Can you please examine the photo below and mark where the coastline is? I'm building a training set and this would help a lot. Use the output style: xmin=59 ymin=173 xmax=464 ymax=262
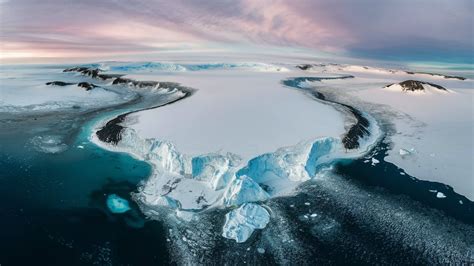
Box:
xmin=89 ymin=74 xmax=383 ymax=213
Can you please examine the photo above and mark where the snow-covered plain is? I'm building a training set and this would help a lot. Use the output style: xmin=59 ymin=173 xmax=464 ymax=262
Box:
xmin=0 ymin=66 xmax=135 ymax=113
xmin=124 ymin=69 xmax=346 ymax=160
xmin=302 ymin=65 xmax=473 ymax=199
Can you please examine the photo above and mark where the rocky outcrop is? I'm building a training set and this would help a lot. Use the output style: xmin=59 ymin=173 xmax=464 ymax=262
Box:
xmin=385 ymin=80 xmax=447 ymax=92
xmin=45 ymin=81 xmax=75 ymax=86
xmin=77 ymin=82 xmax=98 ymax=91
xmin=406 ymin=71 xmax=466 ymax=80
xmin=282 ymin=76 xmax=371 ymax=150
xmin=46 ymin=81 xmax=98 ymax=91
xmin=63 ymin=67 xmax=100 ymax=78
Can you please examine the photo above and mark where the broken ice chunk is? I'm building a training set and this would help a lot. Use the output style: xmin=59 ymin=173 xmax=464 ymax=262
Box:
xmin=371 ymin=158 xmax=380 ymax=166
xmin=222 ymin=203 xmax=270 ymax=243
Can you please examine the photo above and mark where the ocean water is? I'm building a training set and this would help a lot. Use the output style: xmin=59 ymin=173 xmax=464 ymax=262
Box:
xmin=0 ymin=109 xmax=177 ymax=264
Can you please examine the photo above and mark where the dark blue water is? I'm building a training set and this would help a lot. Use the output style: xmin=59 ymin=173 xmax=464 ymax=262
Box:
xmin=0 ymin=110 xmax=174 ymax=265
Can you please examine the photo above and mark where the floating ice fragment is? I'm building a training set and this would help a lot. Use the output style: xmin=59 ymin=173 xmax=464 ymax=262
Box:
xmin=257 ymin=248 xmax=265 ymax=254
xmin=436 ymin=192 xmax=446 ymax=199
xmin=77 ymin=145 xmax=84 ymax=149
xmin=310 ymin=213 xmax=318 ymax=217
xmin=304 ymin=202 xmax=311 ymax=206
xmin=222 ymin=203 xmax=270 ymax=243
xmin=106 ymin=194 xmax=131 ymax=213
xmin=371 ymin=158 xmax=380 ymax=166
xmin=459 ymin=200 xmax=463 ymax=204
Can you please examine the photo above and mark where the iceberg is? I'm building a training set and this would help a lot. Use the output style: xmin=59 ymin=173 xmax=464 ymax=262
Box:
xmin=107 ymin=194 xmax=131 ymax=213
xmin=222 ymin=203 xmax=270 ymax=243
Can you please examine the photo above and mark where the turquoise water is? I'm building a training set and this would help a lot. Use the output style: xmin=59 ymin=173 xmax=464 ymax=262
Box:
xmin=0 ymin=101 xmax=174 ymax=264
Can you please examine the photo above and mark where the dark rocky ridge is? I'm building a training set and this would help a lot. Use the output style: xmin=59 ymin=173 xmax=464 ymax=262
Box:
xmin=282 ymin=76 xmax=371 ymax=150
xmin=61 ymin=66 xmax=194 ymax=145
xmin=64 ymin=67 xmax=180 ymax=89
xmin=77 ymin=82 xmax=98 ymax=91
xmin=406 ymin=71 xmax=466 ymax=80
xmin=45 ymin=81 xmax=75 ymax=86
xmin=96 ymin=113 xmax=128 ymax=144
xmin=385 ymin=80 xmax=447 ymax=92
xmin=46 ymin=81 xmax=99 ymax=91
xmin=95 ymin=91 xmax=192 ymax=145
xmin=63 ymin=67 xmax=100 ymax=78
xmin=296 ymin=64 xmax=313 ymax=70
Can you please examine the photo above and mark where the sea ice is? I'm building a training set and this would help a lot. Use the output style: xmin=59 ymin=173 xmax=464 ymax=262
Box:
xmin=222 ymin=203 xmax=270 ymax=243
xmin=436 ymin=192 xmax=447 ymax=199
xmin=106 ymin=194 xmax=131 ymax=213
xmin=30 ymin=135 xmax=68 ymax=154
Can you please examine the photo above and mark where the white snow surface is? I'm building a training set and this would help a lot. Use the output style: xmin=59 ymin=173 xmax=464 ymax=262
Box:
xmin=0 ymin=66 xmax=134 ymax=112
xmin=124 ymin=70 xmax=346 ymax=160
xmin=310 ymin=70 xmax=474 ymax=200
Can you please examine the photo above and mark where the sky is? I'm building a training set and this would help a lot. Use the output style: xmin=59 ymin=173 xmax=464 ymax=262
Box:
xmin=0 ymin=0 xmax=472 ymax=64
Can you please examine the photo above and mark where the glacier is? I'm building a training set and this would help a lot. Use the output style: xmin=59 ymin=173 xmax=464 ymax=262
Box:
xmin=221 ymin=203 xmax=270 ymax=243
xmin=221 ymin=176 xmax=270 ymax=207
xmin=93 ymin=123 xmax=379 ymax=227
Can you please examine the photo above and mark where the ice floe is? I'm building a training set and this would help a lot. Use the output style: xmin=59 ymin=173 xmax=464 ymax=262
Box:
xmin=106 ymin=194 xmax=131 ymax=213
xmin=221 ymin=203 xmax=270 ymax=243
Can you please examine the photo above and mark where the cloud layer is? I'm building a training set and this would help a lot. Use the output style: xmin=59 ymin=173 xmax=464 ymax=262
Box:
xmin=0 ymin=0 xmax=472 ymax=62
